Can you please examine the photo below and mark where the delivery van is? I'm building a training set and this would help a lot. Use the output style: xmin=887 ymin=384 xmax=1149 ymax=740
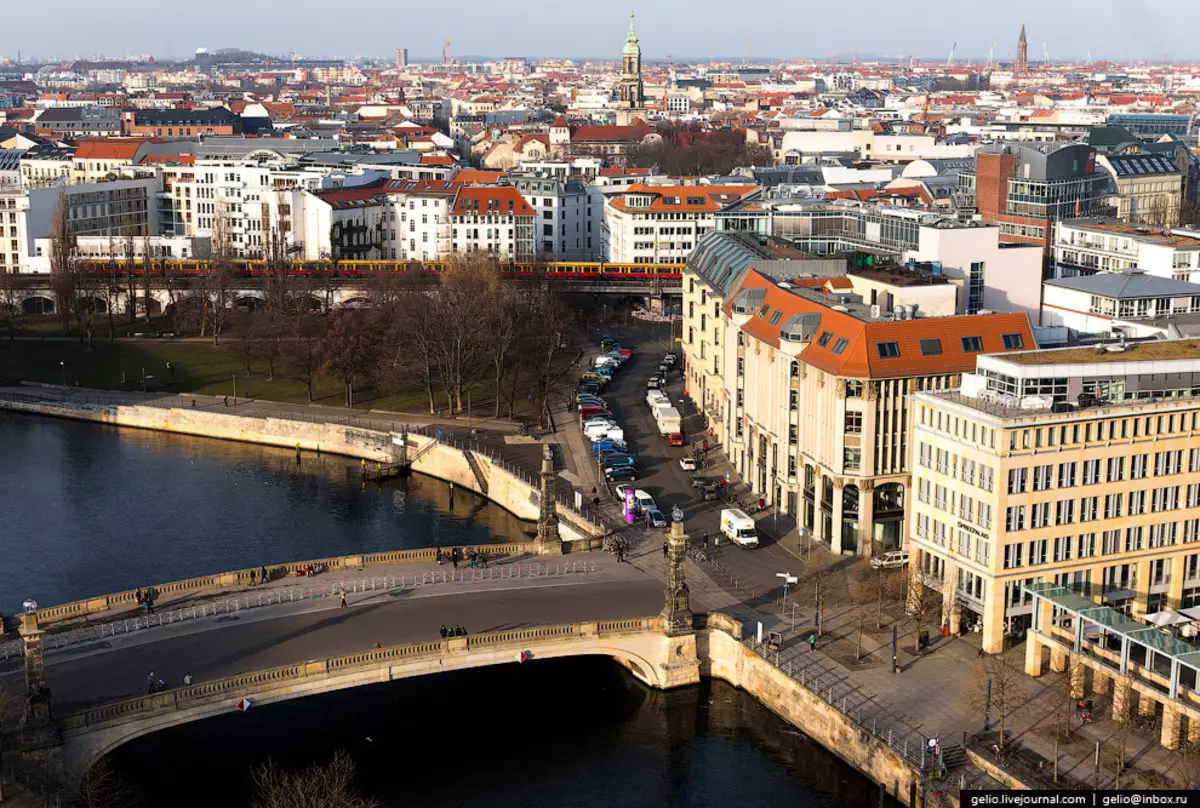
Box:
xmin=720 ymin=508 xmax=759 ymax=548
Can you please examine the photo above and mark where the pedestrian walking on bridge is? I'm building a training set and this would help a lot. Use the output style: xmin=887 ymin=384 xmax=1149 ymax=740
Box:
xmin=440 ymin=625 xmax=448 ymax=639
xmin=339 ymin=587 xmax=347 ymax=608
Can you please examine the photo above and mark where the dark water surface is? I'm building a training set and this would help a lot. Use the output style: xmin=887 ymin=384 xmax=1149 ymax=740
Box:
xmin=0 ymin=411 xmax=528 ymax=612
xmin=108 ymin=658 xmax=893 ymax=808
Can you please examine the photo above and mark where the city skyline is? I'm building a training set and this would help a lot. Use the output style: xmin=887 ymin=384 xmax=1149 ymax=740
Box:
xmin=1 ymin=0 xmax=1197 ymax=64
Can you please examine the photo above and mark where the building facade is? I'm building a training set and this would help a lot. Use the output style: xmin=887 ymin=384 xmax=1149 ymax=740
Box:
xmin=606 ymin=183 xmax=755 ymax=264
xmin=910 ymin=340 xmax=1200 ymax=653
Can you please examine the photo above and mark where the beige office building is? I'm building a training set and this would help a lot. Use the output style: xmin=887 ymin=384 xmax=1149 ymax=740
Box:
xmin=910 ymin=340 xmax=1200 ymax=653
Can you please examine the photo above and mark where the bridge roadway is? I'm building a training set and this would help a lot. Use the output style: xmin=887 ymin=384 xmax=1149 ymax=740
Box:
xmin=1 ymin=565 xmax=663 ymax=716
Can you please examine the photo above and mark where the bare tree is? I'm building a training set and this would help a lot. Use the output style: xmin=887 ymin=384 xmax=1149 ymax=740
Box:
xmin=284 ymin=314 xmax=327 ymax=403
xmin=483 ymin=276 xmax=522 ymax=417
xmin=138 ymin=228 xmax=153 ymax=324
xmin=71 ymin=757 xmax=137 ymax=808
xmin=521 ymin=282 xmax=575 ymax=427
xmin=202 ymin=207 xmax=237 ymax=344
xmin=103 ymin=234 xmax=119 ymax=341
xmin=122 ymin=230 xmax=137 ymax=324
xmin=259 ymin=307 xmax=286 ymax=381
xmin=232 ymin=311 xmax=260 ymax=376
xmin=1048 ymin=651 xmax=1088 ymax=782
xmin=430 ymin=258 xmax=492 ymax=413
xmin=1109 ymin=673 xmax=1136 ymax=788
xmin=905 ymin=570 xmax=938 ymax=654
xmin=48 ymin=193 xmax=78 ymax=336
xmin=322 ymin=310 xmax=376 ymax=407
xmin=250 ymin=751 xmax=380 ymax=808
xmin=967 ymin=650 xmax=1022 ymax=752
xmin=262 ymin=218 xmax=292 ymax=313
xmin=0 ymin=269 xmax=17 ymax=343
xmin=808 ymin=566 xmax=840 ymax=638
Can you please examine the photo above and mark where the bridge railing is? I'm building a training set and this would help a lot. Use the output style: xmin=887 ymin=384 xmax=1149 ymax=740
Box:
xmin=739 ymin=624 xmax=929 ymax=771
xmin=58 ymin=616 xmax=662 ymax=732
xmin=1 ymin=561 xmax=592 ymax=660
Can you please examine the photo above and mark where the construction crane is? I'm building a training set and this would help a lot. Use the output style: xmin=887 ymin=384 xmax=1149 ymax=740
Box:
xmin=743 ymin=41 xmax=751 ymax=64
xmin=1042 ymin=42 xmax=1049 ymax=66
xmin=946 ymin=42 xmax=956 ymax=68
xmin=1085 ymin=41 xmax=1092 ymax=66
xmin=986 ymin=41 xmax=994 ymax=70
xmin=443 ymin=39 xmax=453 ymax=65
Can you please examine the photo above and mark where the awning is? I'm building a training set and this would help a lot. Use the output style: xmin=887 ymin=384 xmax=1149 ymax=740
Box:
xmin=1144 ymin=610 xmax=1191 ymax=627
xmin=1180 ymin=606 xmax=1200 ymax=622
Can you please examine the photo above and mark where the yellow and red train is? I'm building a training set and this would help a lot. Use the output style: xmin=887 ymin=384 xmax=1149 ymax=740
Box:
xmin=77 ymin=259 xmax=686 ymax=279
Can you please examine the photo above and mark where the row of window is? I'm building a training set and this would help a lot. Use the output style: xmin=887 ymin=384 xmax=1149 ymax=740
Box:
xmin=917 ymin=480 xmax=995 ymax=529
xmin=917 ymin=444 xmax=997 ymax=491
xmin=916 ymin=514 xmax=993 ymax=566
xmin=1004 ymin=451 xmax=1199 ymax=495
xmin=1002 ymin=482 xmax=1200 ymax=530
xmin=1002 ymin=527 xmax=1200 ymax=569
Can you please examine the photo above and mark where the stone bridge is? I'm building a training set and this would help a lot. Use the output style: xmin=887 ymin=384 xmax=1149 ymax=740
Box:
xmin=55 ymin=616 xmax=684 ymax=774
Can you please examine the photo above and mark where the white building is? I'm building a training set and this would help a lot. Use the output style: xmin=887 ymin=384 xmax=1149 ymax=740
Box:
xmin=606 ymin=183 xmax=756 ymax=264
xmin=1054 ymin=219 xmax=1200 ymax=283
xmin=449 ymin=185 xmax=536 ymax=261
xmin=1040 ymin=272 xmax=1200 ymax=338
xmin=505 ymin=175 xmax=604 ymax=260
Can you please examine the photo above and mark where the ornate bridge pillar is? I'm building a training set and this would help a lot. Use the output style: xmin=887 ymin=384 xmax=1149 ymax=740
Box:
xmin=16 ymin=612 xmax=64 ymax=789
xmin=536 ymin=446 xmax=564 ymax=555
xmin=660 ymin=508 xmax=700 ymax=688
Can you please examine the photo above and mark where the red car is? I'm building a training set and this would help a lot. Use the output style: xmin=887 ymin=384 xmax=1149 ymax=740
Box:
xmin=667 ymin=432 xmax=684 ymax=446
xmin=615 ymin=348 xmax=633 ymax=357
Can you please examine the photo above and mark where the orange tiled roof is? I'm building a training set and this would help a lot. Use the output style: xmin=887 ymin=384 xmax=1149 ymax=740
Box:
xmin=139 ymin=153 xmax=195 ymax=166
xmin=454 ymin=168 xmax=506 ymax=184
xmin=74 ymin=138 xmax=148 ymax=161
xmin=609 ymin=183 xmax=757 ymax=214
xmin=450 ymin=186 xmax=534 ymax=217
xmin=419 ymin=154 xmax=456 ymax=166
xmin=727 ymin=270 xmax=1034 ymax=379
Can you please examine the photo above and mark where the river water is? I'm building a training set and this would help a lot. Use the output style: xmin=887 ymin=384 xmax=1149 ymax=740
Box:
xmin=1 ymin=413 xmax=890 ymax=807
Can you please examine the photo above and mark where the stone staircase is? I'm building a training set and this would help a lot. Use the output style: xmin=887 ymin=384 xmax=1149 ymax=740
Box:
xmin=463 ymin=450 xmax=489 ymax=495
xmin=940 ymin=742 xmax=968 ymax=771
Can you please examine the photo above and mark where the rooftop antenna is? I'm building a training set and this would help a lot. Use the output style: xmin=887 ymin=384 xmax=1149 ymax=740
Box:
xmin=945 ymin=42 xmax=956 ymax=68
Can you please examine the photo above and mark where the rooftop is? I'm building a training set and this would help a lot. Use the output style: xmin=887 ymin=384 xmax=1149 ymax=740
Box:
xmin=1045 ymin=271 xmax=1200 ymax=299
xmin=999 ymin=338 xmax=1200 ymax=366
xmin=1059 ymin=217 xmax=1200 ymax=249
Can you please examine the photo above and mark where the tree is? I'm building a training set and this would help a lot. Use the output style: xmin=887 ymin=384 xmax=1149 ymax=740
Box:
xmin=430 ymin=257 xmax=492 ymax=413
xmin=262 ymin=218 xmax=292 ymax=313
xmin=138 ymin=228 xmax=153 ymax=323
xmin=859 ymin=564 xmax=902 ymax=630
xmin=250 ymin=751 xmax=379 ymax=808
xmin=807 ymin=566 xmax=840 ymax=638
xmin=48 ymin=193 xmax=78 ymax=336
xmin=1048 ymin=651 xmax=1088 ymax=782
xmin=0 ymin=269 xmax=17 ymax=344
xmin=483 ymin=276 xmax=522 ymax=417
xmin=122 ymin=230 xmax=137 ymax=324
xmin=232 ymin=311 xmax=261 ymax=376
xmin=259 ymin=307 xmax=286 ymax=381
xmin=521 ymin=283 xmax=575 ymax=428
xmin=322 ymin=310 xmax=375 ymax=407
xmin=967 ymin=650 xmax=1022 ymax=752
xmin=201 ymin=207 xmax=237 ymax=343
xmin=284 ymin=314 xmax=327 ymax=403
xmin=905 ymin=568 xmax=938 ymax=654
xmin=71 ymin=757 xmax=137 ymax=808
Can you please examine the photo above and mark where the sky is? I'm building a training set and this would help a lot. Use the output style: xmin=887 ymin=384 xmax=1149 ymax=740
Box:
xmin=2 ymin=0 xmax=1196 ymax=63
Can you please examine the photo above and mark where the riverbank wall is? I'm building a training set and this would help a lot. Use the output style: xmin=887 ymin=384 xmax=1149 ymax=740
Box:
xmin=0 ymin=392 xmax=604 ymax=551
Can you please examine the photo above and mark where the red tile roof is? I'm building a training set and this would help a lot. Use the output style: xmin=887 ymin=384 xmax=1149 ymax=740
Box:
xmin=570 ymin=120 xmax=651 ymax=142
xmin=419 ymin=154 xmax=456 ymax=166
xmin=74 ymin=138 xmax=149 ymax=161
xmin=609 ymin=183 xmax=757 ymax=213
xmin=727 ymin=270 xmax=1035 ymax=379
xmin=450 ymin=186 xmax=534 ymax=217
xmin=454 ymin=168 xmax=506 ymax=185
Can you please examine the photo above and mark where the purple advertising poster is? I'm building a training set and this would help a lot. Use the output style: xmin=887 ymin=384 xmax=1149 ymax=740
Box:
xmin=624 ymin=488 xmax=636 ymax=524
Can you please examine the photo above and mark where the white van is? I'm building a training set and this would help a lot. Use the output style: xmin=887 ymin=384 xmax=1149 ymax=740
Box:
xmin=646 ymin=390 xmax=668 ymax=407
xmin=633 ymin=489 xmax=657 ymax=514
xmin=720 ymin=509 xmax=759 ymax=548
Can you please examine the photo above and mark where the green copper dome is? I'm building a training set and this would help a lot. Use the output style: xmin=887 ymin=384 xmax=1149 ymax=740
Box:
xmin=623 ymin=13 xmax=640 ymax=55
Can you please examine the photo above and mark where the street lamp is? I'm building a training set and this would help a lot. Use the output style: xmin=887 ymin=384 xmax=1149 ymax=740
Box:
xmin=59 ymin=361 xmax=65 ymax=388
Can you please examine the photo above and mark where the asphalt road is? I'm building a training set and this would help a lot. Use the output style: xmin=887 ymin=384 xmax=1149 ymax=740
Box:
xmin=25 ymin=579 xmax=663 ymax=713
xmin=592 ymin=318 xmax=812 ymax=598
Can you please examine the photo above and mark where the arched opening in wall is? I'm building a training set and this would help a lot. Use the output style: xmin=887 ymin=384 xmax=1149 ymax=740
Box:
xmin=299 ymin=296 xmax=324 ymax=312
xmin=137 ymin=297 xmax=162 ymax=317
xmin=78 ymin=296 xmax=108 ymax=314
xmin=22 ymin=296 xmax=55 ymax=315
xmin=873 ymin=482 xmax=906 ymax=554
xmin=234 ymin=296 xmax=261 ymax=312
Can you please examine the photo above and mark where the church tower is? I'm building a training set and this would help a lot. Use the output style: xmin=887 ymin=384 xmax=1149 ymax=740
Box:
xmin=1015 ymin=23 xmax=1028 ymax=72
xmin=619 ymin=12 xmax=644 ymax=109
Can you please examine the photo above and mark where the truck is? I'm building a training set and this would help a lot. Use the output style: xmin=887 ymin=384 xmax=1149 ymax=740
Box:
xmin=720 ymin=508 xmax=759 ymax=548
xmin=655 ymin=405 xmax=681 ymax=437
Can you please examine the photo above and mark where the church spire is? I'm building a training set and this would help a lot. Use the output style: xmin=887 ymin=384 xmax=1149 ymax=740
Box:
xmin=628 ymin=11 xmax=638 ymax=42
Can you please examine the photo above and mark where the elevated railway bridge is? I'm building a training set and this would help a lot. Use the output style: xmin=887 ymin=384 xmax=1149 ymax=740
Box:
xmin=7 ymin=260 xmax=684 ymax=316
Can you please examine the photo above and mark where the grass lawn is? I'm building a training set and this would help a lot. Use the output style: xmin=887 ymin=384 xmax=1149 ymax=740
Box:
xmin=0 ymin=329 xmax=573 ymax=418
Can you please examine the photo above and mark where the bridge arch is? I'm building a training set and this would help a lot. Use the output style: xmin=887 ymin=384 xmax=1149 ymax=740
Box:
xmin=21 ymin=296 xmax=55 ymax=315
xmin=61 ymin=620 xmax=667 ymax=774
xmin=77 ymin=296 xmax=108 ymax=314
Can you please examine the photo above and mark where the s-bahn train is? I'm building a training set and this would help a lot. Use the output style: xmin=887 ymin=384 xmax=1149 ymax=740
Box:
xmin=76 ymin=259 xmax=686 ymax=279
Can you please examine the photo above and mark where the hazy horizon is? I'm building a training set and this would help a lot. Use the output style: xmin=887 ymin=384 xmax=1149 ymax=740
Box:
xmin=0 ymin=0 xmax=1194 ymax=64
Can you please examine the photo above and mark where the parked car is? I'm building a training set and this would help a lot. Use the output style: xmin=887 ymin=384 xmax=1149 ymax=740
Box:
xmin=601 ymin=455 xmax=636 ymax=470
xmin=647 ymin=377 xmax=663 ymax=389
xmin=697 ymin=484 xmax=718 ymax=501
xmin=633 ymin=489 xmax=656 ymax=514
xmin=593 ymin=367 xmax=615 ymax=379
xmin=614 ymin=348 xmax=633 ymax=358
xmin=597 ymin=449 xmax=630 ymax=464
xmin=587 ymin=426 xmax=624 ymax=443
xmin=577 ymin=397 xmax=607 ymax=409
xmin=592 ymin=440 xmax=626 ymax=455
xmin=679 ymin=457 xmax=697 ymax=471
xmin=667 ymin=432 xmax=684 ymax=447
xmin=614 ymin=483 xmax=636 ymax=501
xmin=870 ymin=550 xmax=910 ymax=570
xmin=644 ymin=509 xmax=667 ymax=529
xmin=605 ymin=466 xmax=639 ymax=482
xmin=658 ymin=362 xmax=671 ymax=373
xmin=664 ymin=352 xmax=678 ymax=364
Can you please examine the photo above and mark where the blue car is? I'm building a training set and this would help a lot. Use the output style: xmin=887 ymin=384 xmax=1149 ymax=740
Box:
xmin=592 ymin=440 xmax=627 ymax=455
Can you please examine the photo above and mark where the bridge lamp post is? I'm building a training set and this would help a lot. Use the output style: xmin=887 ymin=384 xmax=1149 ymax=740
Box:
xmin=59 ymin=361 xmax=65 ymax=388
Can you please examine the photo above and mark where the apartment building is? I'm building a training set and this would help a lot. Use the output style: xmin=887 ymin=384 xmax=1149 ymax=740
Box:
xmin=717 ymin=196 xmax=1045 ymax=319
xmin=1040 ymin=272 xmax=1200 ymax=338
xmin=19 ymin=145 xmax=74 ymax=188
xmin=1053 ymin=218 xmax=1200 ymax=282
xmin=910 ymin=339 xmax=1200 ymax=653
xmin=606 ymin=183 xmax=756 ymax=264
xmin=1094 ymin=152 xmax=1185 ymax=227
xmin=504 ymin=174 xmax=603 ymax=260
xmin=683 ymin=231 xmax=1036 ymax=556
xmin=449 ymin=185 xmax=536 ymax=261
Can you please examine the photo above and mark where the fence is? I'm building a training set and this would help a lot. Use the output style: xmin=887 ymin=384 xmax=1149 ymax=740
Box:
xmin=0 ymin=562 xmax=594 ymax=661
xmin=739 ymin=623 xmax=930 ymax=772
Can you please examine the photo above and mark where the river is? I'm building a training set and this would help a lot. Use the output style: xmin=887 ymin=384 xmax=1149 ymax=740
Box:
xmin=1 ymin=413 xmax=891 ymax=807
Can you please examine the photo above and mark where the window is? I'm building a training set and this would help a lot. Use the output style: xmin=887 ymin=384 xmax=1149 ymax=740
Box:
xmin=962 ymin=459 xmax=976 ymax=485
xmin=1029 ymin=539 xmax=1048 ymax=565
xmin=1003 ymin=543 xmax=1023 ymax=569
xmin=1056 ymin=499 xmax=1074 ymax=525
xmin=1053 ymin=536 xmax=1072 ymax=562
xmin=1105 ymin=494 xmax=1123 ymax=519
xmin=960 ymin=495 xmax=974 ymax=523
xmin=961 ymin=336 xmax=984 ymax=352
xmin=1131 ymin=454 xmax=1148 ymax=479
xmin=1007 ymin=468 xmax=1027 ymax=494
xmin=1128 ymin=490 xmax=1145 ymax=516
xmin=832 ymin=338 xmax=849 ymax=354
xmin=980 ymin=465 xmax=994 ymax=492
xmin=1058 ymin=463 xmax=1076 ymax=488
xmin=845 ymin=411 xmax=863 ymax=434
xmin=1032 ymin=464 xmax=1053 ymax=491
xmin=1083 ymin=459 xmax=1101 ymax=485
xmin=768 ymin=311 xmax=783 ymax=326
xmin=758 ymin=305 xmax=771 ymax=319
xmin=1031 ymin=502 xmax=1051 ymax=529
xmin=816 ymin=331 xmax=833 ymax=347
xmin=1107 ymin=457 xmax=1124 ymax=483
xmin=1080 ymin=496 xmax=1098 ymax=522
xmin=876 ymin=341 xmax=900 ymax=358
xmin=1078 ymin=533 xmax=1096 ymax=559
xmin=919 ymin=338 xmax=943 ymax=356
xmin=1001 ymin=333 xmax=1024 ymax=349
xmin=844 ymin=447 xmax=862 ymax=469
xmin=1006 ymin=505 xmax=1026 ymax=532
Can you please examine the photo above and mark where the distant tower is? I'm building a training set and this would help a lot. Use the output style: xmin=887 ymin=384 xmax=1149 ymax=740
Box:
xmin=619 ymin=12 xmax=645 ymax=109
xmin=1016 ymin=24 xmax=1028 ymax=72
xmin=395 ymin=48 xmax=408 ymax=69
